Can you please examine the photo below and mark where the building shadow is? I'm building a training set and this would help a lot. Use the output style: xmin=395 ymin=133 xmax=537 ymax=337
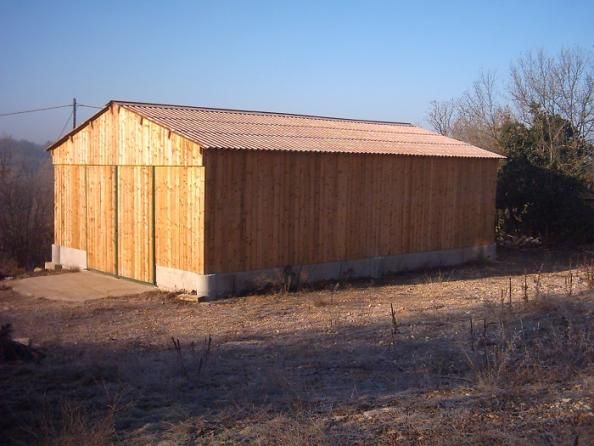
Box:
xmin=1 ymin=290 xmax=592 ymax=444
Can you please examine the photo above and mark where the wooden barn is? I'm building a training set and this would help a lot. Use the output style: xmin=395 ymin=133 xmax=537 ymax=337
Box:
xmin=48 ymin=101 xmax=504 ymax=297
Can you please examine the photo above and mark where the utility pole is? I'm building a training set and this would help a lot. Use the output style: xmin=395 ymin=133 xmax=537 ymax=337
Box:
xmin=72 ymin=97 xmax=77 ymax=129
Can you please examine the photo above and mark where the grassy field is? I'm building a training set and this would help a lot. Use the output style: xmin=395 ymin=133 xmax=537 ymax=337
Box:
xmin=1 ymin=248 xmax=593 ymax=445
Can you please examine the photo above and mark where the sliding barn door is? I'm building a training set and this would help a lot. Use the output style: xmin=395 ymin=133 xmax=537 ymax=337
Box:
xmin=117 ymin=166 xmax=155 ymax=283
xmin=86 ymin=166 xmax=117 ymax=274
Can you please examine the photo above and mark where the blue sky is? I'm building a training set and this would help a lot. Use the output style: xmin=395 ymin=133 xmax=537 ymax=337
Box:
xmin=1 ymin=0 xmax=593 ymax=143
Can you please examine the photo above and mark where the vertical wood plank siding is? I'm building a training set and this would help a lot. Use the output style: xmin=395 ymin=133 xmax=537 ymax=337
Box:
xmin=86 ymin=166 xmax=116 ymax=274
xmin=52 ymin=103 xmax=498 ymax=281
xmin=53 ymin=164 xmax=86 ymax=250
xmin=155 ymin=167 xmax=205 ymax=274
xmin=204 ymin=150 xmax=498 ymax=274
xmin=51 ymin=104 xmax=203 ymax=166
xmin=51 ymin=104 xmax=205 ymax=280
xmin=117 ymin=166 xmax=154 ymax=283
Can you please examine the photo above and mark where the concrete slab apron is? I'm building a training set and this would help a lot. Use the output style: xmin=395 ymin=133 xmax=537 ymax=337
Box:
xmin=11 ymin=271 xmax=155 ymax=302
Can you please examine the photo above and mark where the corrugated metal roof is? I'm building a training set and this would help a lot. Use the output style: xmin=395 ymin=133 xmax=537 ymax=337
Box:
xmin=50 ymin=100 xmax=505 ymax=158
xmin=120 ymin=102 xmax=503 ymax=158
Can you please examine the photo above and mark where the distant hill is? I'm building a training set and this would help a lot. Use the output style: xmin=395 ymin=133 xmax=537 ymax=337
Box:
xmin=0 ymin=137 xmax=49 ymax=173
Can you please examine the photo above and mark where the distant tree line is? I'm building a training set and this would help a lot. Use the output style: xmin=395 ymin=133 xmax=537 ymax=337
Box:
xmin=427 ymin=47 xmax=594 ymax=244
xmin=0 ymin=138 xmax=52 ymax=276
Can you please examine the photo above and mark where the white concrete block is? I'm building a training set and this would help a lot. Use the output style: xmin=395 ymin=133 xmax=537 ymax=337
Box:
xmin=156 ymin=265 xmax=201 ymax=292
xmin=58 ymin=246 xmax=87 ymax=270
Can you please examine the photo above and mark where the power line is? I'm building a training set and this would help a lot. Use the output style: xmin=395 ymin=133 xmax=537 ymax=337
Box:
xmin=0 ymin=102 xmax=102 ymax=118
xmin=58 ymin=110 xmax=74 ymax=139
xmin=0 ymin=100 xmax=103 ymax=141
xmin=0 ymin=104 xmax=71 ymax=117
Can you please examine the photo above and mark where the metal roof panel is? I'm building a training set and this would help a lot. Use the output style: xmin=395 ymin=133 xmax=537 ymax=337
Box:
xmin=48 ymin=100 xmax=505 ymax=159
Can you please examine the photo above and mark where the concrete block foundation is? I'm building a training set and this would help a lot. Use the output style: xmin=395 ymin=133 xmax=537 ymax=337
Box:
xmin=166 ymin=244 xmax=496 ymax=299
xmin=51 ymin=244 xmax=87 ymax=270
xmin=155 ymin=265 xmax=203 ymax=292
xmin=50 ymin=244 xmax=495 ymax=298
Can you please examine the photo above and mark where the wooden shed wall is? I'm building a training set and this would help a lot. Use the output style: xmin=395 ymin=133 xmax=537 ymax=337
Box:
xmin=53 ymin=164 xmax=206 ymax=279
xmin=155 ymin=166 xmax=205 ymax=274
xmin=54 ymin=164 xmax=87 ymax=251
xmin=51 ymin=106 xmax=206 ymax=279
xmin=117 ymin=166 xmax=155 ymax=283
xmin=52 ymin=105 xmax=498 ymax=280
xmin=86 ymin=166 xmax=116 ymax=274
xmin=203 ymin=150 xmax=498 ymax=274
xmin=51 ymin=104 xmax=202 ymax=166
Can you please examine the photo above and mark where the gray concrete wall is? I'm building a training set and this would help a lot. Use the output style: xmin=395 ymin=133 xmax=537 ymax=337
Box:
xmin=187 ymin=244 xmax=496 ymax=299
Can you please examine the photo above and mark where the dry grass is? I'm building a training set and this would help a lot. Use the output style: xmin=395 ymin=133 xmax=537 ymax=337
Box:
xmin=0 ymin=256 xmax=23 ymax=279
xmin=33 ymin=400 xmax=116 ymax=446
xmin=204 ymin=412 xmax=331 ymax=446
xmin=1 ymin=248 xmax=593 ymax=445
xmin=464 ymin=297 xmax=593 ymax=391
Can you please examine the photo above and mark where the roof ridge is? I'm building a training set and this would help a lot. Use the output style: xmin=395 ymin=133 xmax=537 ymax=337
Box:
xmin=191 ymin=128 xmax=471 ymax=146
xmin=126 ymin=114 xmax=434 ymax=137
xmin=116 ymin=100 xmax=413 ymax=127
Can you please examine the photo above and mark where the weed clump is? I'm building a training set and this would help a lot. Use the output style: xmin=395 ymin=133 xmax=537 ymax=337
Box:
xmin=465 ymin=298 xmax=593 ymax=390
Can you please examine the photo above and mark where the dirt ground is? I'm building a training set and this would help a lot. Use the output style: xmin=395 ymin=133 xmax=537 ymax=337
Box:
xmin=1 ymin=247 xmax=593 ymax=445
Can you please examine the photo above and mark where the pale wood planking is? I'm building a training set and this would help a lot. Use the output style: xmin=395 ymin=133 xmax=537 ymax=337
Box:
xmin=51 ymin=104 xmax=205 ymax=279
xmin=51 ymin=104 xmax=203 ymax=167
xmin=53 ymin=164 xmax=63 ymax=246
xmin=203 ymin=150 xmax=499 ymax=274
xmin=154 ymin=166 xmax=205 ymax=274
xmin=86 ymin=166 xmax=116 ymax=273
xmin=52 ymin=104 xmax=499 ymax=280
xmin=117 ymin=166 xmax=154 ymax=283
xmin=53 ymin=165 xmax=86 ymax=250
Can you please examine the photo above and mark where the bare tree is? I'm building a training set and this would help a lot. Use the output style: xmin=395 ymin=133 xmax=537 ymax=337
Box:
xmin=454 ymin=71 xmax=508 ymax=153
xmin=0 ymin=149 xmax=53 ymax=272
xmin=510 ymin=48 xmax=594 ymax=162
xmin=427 ymin=99 xmax=458 ymax=136
xmin=426 ymin=71 xmax=508 ymax=153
